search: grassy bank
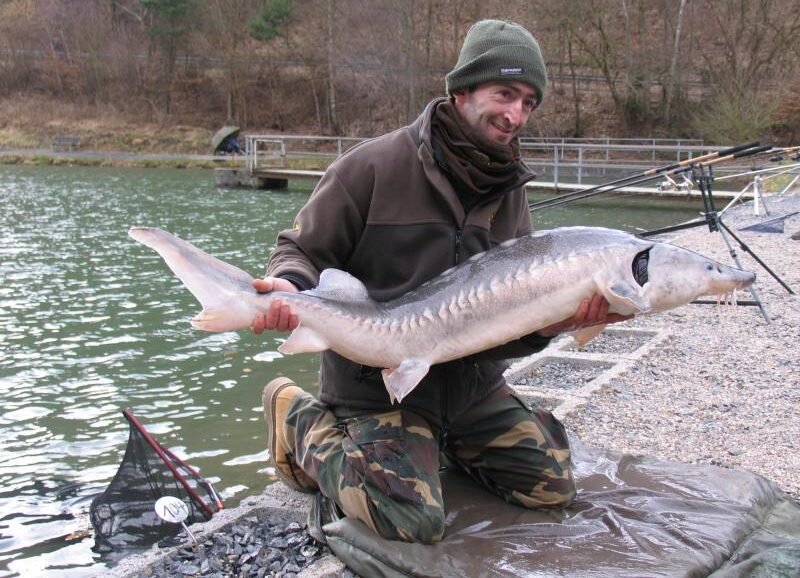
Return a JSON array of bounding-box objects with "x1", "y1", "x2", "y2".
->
[
  {"x1": 0, "y1": 97, "x2": 314, "y2": 170},
  {"x1": 0, "y1": 96, "x2": 211, "y2": 153},
  {"x1": 0, "y1": 152, "x2": 244, "y2": 170}
]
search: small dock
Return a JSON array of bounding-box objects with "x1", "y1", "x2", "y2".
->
[
  {"x1": 215, "y1": 166, "x2": 746, "y2": 200},
  {"x1": 214, "y1": 167, "x2": 323, "y2": 189}
]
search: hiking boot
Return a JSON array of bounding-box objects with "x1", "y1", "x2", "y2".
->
[{"x1": 262, "y1": 377, "x2": 318, "y2": 493}]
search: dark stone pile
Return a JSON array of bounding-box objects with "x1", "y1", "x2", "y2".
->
[
  {"x1": 514, "y1": 359, "x2": 609, "y2": 390},
  {"x1": 146, "y1": 515, "x2": 331, "y2": 578}
]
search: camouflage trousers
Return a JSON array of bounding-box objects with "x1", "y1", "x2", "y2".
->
[{"x1": 284, "y1": 385, "x2": 575, "y2": 544}]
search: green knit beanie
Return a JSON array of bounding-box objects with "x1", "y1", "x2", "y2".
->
[{"x1": 445, "y1": 19, "x2": 547, "y2": 106}]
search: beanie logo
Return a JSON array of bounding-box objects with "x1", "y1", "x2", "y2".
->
[{"x1": 500, "y1": 66, "x2": 523, "y2": 76}]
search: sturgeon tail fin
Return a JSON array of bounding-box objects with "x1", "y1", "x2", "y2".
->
[{"x1": 129, "y1": 227, "x2": 259, "y2": 332}]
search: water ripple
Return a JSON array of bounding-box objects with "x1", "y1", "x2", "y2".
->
[{"x1": 0, "y1": 166, "x2": 322, "y2": 576}]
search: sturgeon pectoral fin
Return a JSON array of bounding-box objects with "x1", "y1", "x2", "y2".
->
[
  {"x1": 278, "y1": 326, "x2": 328, "y2": 354},
  {"x1": 381, "y1": 359, "x2": 431, "y2": 404},
  {"x1": 571, "y1": 324, "x2": 607, "y2": 348},
  {"x1": 606, "y1": 281, "x2": 650, "y2": 313}
]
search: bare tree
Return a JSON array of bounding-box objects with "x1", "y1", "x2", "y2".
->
[
  {"x1": 325, "y1": 0, "x2": 339, "y2": 133},
  {"x1": 691, "y1": 0, "x2": 800, "y2": 142},
  {"x1": 199, "y1": 0, "x2": 261, "y2": 125},
  {"x1": 572, "y1": 1, "x2": 625, "y2": 112},
  {"x1": 0, "y1": 1, "x2": 48, "y2": 94},
  {"x1": 700, "y1": 0, "x2": 800, "y2": 95},
  {"x1": 141, "y1": 0, "x2": 194, "y2": 117},
  {"x1": 663, "y1": 0, "x2": 688, "y2": 126},
  {"x1": 4, "y1": 0, "x2": 800, "y2": 139}
]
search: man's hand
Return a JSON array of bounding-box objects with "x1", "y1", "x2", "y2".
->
[
  {"x1": 536, "y1": 294, "x2": 632, "y2": 338},
  {"x1": 251, "y1": 277, "x2": 300, "y2": 334}
]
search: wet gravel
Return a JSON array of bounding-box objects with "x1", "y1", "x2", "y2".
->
[
  {"x1": 514, "y1": 359, "x2": 613, "y2": 389},
  {"x1": 562, "y1": 193, "x2": 800, "y2": 500},
  {"x1": 143, "y1": 517, "x2": 331, "y2": 578},
  {"x1": 563, "y1": 330, "x2": 655, "y2": 354}
]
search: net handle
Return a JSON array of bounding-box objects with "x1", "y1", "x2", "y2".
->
[{"x1": 122, "y1": 409, "x2": 219, "y2": 518}]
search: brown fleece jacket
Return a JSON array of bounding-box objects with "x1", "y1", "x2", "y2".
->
[{"x1": 267, "y1": 97, "x2": 550, "y2": 427}]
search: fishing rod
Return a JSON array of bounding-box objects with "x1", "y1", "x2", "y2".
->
[
  {"x1": 729, "y1": 144, "x2": 800, "y2": 168},
  {"x1": 528, "y1": 141, "x2": 769, "y2": 213},
  {"x1": 556, "y1": 143, "x2": 771, "y2": 238},
  {"x1": 528, "y1": 141, "x2": 762, "y2": 212},
  {"x1": 769, "y1": 145, "x2": 800, "y2": 162},
  {"x1": 637, "y1": 145, "x2": 777, "y2": 237},
  {"x1": 640, "y1": 154, "x2": 794, "y2": 301},
  {"x1": 714, "y1": 160, "x2": 800, "y2": 182},
  {"x1": 705, "y1": 146, "x2": 800, "y2": 186}
]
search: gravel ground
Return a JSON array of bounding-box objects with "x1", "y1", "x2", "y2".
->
[
  {"x1": 141, "y1": 518, "x2": 331, "y2": 578},
  {"x1": 562, "y1": 192, "x2": 800, "y2": 500},
  {"x1": 514, "y1": 359, "x2": 615, "y2": 390}
]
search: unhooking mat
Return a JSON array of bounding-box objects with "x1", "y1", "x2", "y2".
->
[{"x1": 312, "y1": 439, "x2": 800, "y2": 577}]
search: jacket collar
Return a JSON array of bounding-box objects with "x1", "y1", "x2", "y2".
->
[{"x1": 411, "y1": 97, "x2": 536, "y2": 223}]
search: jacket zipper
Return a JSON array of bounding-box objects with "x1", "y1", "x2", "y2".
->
[{"x1": 444, "y1": 216, "x2": 468, "y2": 436}]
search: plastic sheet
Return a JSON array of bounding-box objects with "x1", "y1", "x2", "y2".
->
[{"x1": 316, "y1": 439, "x2": 800, "y2": 577}]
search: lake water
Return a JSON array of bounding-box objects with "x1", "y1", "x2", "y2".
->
[{"x1": 0, "y1": 165, "x2": 705, "y2": 577}]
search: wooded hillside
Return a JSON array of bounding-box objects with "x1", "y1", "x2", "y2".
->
[{"x1": 1, "y1": 0, "x2": 799, "y2": 144}]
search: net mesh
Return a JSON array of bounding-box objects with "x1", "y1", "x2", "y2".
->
[{"x1": 90, "y1": 410, "x2": 222, "y2": 551}]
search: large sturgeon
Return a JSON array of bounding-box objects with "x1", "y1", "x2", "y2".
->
[{"x1": 129, "y1": 226, "x2": 755, "y2": 402}]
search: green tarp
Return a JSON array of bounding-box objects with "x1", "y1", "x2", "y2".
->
[{"x1": 313, "y1": 439, "x2": 800, "y2": 577}]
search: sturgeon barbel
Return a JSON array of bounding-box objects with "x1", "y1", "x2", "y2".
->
[{"x1": 129, "y1": 226, "x2": 755, "y2": 402}]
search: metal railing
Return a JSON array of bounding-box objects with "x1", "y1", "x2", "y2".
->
[
  {"x1": 246, "y1": 134, "x2": 364, "y2": 172},
  {"x1": 246, "y1": 134, "x2": 719, "y2": 184},
  {"x1": 521, "y1": 141, "x2": 722, "y2": 184}
]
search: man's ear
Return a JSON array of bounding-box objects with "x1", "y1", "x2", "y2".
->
[{"x1": 451, "y1": 89, "x2": 468, "y2": 107}]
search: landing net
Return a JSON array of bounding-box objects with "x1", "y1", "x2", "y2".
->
[{"x1": 90, "y1": 409, "x2": 223, "y2": 551}]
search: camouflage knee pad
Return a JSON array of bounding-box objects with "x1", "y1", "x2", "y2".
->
[
  {"x1": 446, "y1": 391, "x2": 576, "y2": 508},
  {"x1": 288, "y1": 397, "x2": 445, "y2": 543}
]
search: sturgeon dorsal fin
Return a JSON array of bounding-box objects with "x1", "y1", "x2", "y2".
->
[{"x1": 308, "y1": 269, "x2": 370, "y2": 302}]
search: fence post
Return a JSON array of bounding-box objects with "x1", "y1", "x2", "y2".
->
[
  {"x1": 578, "y1": 147, "x2": 583, "y2": 184},
  {"x1": 553, "y1": 146, "x2": 559, "y2": 187}
]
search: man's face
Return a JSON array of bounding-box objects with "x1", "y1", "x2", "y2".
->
[{"x1": 452, "y1": 81, "x2": 538, "y2": 148}]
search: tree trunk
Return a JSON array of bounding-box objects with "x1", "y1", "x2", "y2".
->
[
  {"x1": 326, "y1": 0, "x2": 339, "y2": 134},
  {"x1": 567, "y1": 36, "x2": 582, "y2": 137},
  {"x1": 664, "y1": 0, "x2": 688, "y2": 126},
  {"x1": 405, "y1": 0, "x2": 417, "y2": 120}
]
